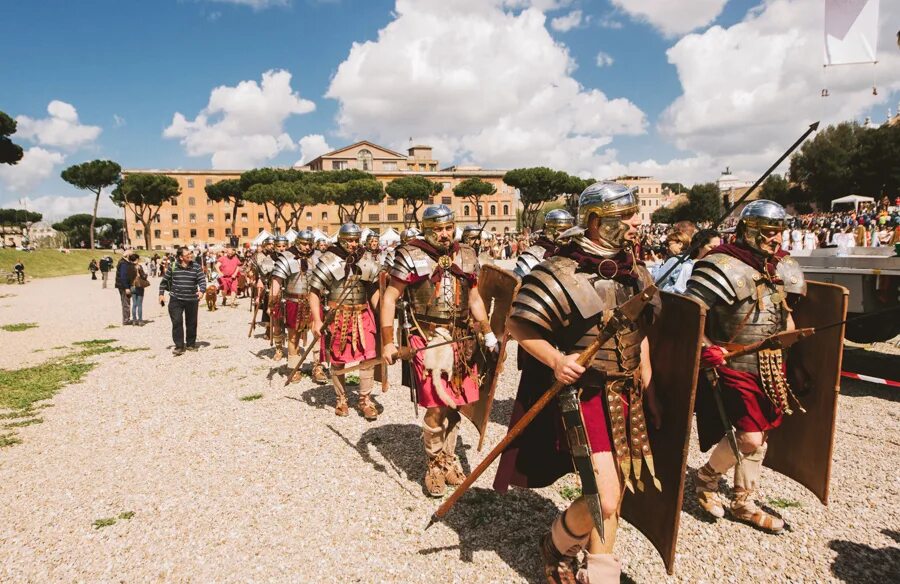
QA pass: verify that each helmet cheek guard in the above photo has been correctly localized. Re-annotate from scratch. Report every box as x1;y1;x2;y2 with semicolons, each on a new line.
577;182;639;251
422;204;456;253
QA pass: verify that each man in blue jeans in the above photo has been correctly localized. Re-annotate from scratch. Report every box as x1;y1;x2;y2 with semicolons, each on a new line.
158;247;207;356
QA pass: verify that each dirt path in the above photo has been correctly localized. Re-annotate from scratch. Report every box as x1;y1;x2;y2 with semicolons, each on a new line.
0;273;897;582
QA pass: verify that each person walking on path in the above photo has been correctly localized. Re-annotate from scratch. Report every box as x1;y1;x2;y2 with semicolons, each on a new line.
115;254;137;325
13;261;25;284
131;257;149;325
99;256;112;288
159;247;207;356
89;258;99;280
216;246;242;307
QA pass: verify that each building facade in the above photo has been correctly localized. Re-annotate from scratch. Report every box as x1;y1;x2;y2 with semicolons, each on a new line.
124;141;518;250
612;175;664;223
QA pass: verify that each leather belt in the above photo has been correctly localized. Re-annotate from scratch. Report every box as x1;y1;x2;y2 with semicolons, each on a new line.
328;301;367;309
285;293;308;301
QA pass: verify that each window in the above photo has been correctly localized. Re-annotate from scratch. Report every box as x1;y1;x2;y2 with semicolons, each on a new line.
172;229;180;238
387;197;398;206
442;196;452;205
478;204;483;215
305;212;312;220
206;179;213;186
258;213;264;221
383;161;397;171
136;229;143;238
242;228;249;236
357;149;373;171
429;164;437;171
188;197;196;206
225;228;232;236
208;229;215;237
332;160;347;170
172;213;179;224
189;213;197;224
464;205;470;216
489;204;496;216
368;213;380;222
387;213;399;221
224;213;231;221
153;229;161;239
154;214;161;223
321;211;328;220
171;197;178;206
258;227;264;233
241;212;248;223
503;204;509;216
190;229;197;238
207;213;214;222
187;179;194;188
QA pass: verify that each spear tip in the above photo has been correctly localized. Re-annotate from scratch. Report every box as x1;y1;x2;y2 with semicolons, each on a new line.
809;121;820;131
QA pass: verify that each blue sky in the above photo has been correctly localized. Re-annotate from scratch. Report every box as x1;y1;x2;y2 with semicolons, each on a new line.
1;0;897;219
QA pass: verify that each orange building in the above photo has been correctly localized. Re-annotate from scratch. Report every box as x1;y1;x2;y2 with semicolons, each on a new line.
124;141;518;249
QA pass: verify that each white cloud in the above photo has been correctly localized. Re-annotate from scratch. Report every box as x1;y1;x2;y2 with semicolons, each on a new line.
15;100;102;150
550;9;583;32
326;0;645;176
207;0;289;9
597;14;624;29
659;0;900;169
113;114;126;128
163;69;316;169
610;0;727;37
5;192;120;222
595;51;614;67
0;147;66;193
295;134;332;166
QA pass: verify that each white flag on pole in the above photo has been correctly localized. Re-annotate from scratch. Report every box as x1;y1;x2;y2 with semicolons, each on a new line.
824;0;880;66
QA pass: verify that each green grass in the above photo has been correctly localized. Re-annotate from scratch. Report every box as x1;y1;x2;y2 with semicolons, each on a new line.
118;511;135;520
239;393;263;401
344;373;360;386
3;417;43;429
0;433;22;447
92;517;117;529
0;249;155;281
73;339;116;347
558;485;582;501
1;322;38;332
767;497;802;509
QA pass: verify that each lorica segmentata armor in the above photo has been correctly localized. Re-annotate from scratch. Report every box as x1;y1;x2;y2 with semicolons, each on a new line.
390;244;478;324
308;250;380;305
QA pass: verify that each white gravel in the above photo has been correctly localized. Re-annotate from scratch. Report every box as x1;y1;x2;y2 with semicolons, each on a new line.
0;273;897;582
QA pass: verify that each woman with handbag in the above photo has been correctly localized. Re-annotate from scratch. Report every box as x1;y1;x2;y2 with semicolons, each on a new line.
131;257;150;325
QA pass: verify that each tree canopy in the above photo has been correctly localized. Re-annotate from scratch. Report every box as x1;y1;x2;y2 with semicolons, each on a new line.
651;183;722;224
385;175;442;227
113;173;180;250
503;167;585;231
60;160;122;251
0;208;42;225
453;177;496;225
0;111;24;166
51;214;123;248
205;178;245;235
334;178;385;223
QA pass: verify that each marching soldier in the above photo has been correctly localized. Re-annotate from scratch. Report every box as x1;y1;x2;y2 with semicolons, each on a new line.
494;182;662;582
513;208;574;279
254;236;276;335
271;230;321;383
381;205;499;497
685;200;806;534
269;235;290;361
460;224;481;248
308;223;383;420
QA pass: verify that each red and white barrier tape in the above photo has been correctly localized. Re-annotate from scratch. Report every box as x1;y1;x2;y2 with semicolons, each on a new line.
841;371;900;388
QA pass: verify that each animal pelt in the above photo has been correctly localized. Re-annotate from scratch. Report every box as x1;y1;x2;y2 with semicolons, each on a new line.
423;327;457;409
205;284;219;311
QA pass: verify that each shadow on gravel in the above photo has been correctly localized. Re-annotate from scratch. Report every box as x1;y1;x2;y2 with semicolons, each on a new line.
489;397;514;426
301;384;338;410
829;529;900;582
839;378;900;403
418;486;559;583
326;423;421;497
681;466;721;524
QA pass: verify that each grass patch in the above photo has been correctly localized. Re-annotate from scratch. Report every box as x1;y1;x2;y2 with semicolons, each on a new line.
239;393;263;402
558;485;582;501
0;433;22;447
73;339;116;347
119;346;150;353
0;249;156;281
767;497;802;509
344;373;360;385
92;517;117;529
3;417;43;429
118;511;135;520
213;345;228;349
105;324;118;329
1;322;38;332
0;293;14;299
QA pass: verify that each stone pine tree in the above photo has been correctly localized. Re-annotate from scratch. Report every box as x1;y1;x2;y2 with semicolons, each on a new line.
61;160;122;250
503;167;569;231
0;111;24;166
385;175;443;228
452;177;496;225
205;178;245;237
113;174;180;250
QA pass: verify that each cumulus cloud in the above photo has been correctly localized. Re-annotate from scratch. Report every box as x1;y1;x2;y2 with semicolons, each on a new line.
207;0;289;9
659;0;900;177
4;192;120;221
610;0;727;37
550;9;583;32
295;134;332;166
0;147;66;193
163;69;316;169
15;100;102;150
596;51;614;67
326;0;645;175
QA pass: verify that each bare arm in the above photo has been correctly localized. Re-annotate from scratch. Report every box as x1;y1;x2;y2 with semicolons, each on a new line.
468;285;489;324
308;291;323;337
381;281;405;364
507;316;585;385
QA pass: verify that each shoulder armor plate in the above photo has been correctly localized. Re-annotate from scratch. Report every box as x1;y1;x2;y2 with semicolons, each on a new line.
776;256;806;296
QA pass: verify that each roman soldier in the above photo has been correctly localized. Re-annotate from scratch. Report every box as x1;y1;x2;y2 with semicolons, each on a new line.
685;200;806;534
513;208;575;279
268;235;290;361
253;236;276;336
494;182;662;583
271;229;322;383
399;227;419;243
308;223;383;420
460;224;481;250
381;204;499;497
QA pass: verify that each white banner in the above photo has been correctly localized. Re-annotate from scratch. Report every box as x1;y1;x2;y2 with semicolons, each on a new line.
824;0;880;66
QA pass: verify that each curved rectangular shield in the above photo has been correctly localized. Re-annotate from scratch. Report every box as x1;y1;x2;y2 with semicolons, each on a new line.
460;263;520;450
764;280;849;504
375;271;388;391
620;292;705;575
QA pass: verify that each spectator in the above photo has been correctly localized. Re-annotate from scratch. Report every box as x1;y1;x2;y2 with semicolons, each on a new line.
131;256;149;325
115;254;137;325
159;247;207;356
99;256;112;288
653;229;692;293
89;258;99;280
13;260;25;284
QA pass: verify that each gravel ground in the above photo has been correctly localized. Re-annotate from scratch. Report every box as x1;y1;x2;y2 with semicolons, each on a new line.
0;272;898;583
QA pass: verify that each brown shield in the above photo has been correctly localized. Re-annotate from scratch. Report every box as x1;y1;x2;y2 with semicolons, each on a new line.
374;271;389;390
764;280;848;504
459;264;520;450
620;291;705;575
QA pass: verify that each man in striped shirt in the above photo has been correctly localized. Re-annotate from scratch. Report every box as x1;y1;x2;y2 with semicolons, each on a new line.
159;247;207;356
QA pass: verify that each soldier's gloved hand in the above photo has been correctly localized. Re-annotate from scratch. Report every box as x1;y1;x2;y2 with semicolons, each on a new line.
383;342;399;365
483;331;499;353
700;345;727;369
553;352;585;385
